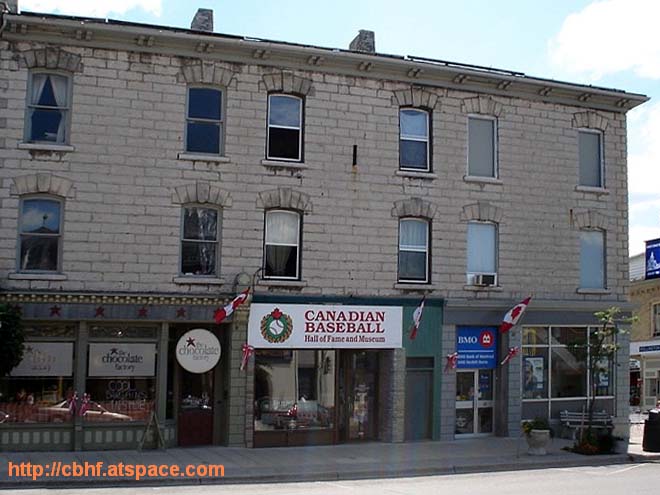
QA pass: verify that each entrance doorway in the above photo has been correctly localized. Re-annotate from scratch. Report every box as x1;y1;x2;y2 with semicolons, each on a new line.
338;351;379;441
455;369;494;436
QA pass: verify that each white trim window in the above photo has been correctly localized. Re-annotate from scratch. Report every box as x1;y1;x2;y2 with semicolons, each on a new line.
398;218;429;283
26;72;71;144
466;221;497;284
653;303;660;337
18;196;63;272
467;115;497;178
180;206;219;276
399;108;430;171
267;94;303;161
578;129;603;187
186;87;224;154
580;229;605;289
264;210;301;279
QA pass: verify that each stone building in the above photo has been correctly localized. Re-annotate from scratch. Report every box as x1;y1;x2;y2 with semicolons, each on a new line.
0;4;648;450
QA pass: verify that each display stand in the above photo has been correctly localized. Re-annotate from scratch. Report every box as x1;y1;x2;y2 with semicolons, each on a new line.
138;410;166;450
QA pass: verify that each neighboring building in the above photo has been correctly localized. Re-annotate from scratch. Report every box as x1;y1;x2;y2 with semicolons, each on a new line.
0;5;648;451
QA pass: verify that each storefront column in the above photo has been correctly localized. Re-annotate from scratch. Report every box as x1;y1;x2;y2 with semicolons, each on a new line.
614;329;631;437
504;329;522;437
73;321;88;451
156;322;169;421
228;304;250;447
439;324;456;440
379;348;406;443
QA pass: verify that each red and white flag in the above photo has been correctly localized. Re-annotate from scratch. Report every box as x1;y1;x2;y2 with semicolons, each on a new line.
499;296;532;333
500;346;520;366
409;296;425;340
214;288;250;324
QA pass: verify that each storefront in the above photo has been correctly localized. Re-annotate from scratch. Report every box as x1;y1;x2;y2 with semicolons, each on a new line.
630;341;660;411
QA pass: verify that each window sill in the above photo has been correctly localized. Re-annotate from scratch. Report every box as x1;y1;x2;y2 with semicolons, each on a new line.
261;159;307;170
173;276;226;285
576;288;611;295
8;272;68;281
394;282;434;290
18;142;75;153
396;170;437;180
575;185;609;195
177;152;231;163
463;175;502;185
463;284;503;292
258;279;307;289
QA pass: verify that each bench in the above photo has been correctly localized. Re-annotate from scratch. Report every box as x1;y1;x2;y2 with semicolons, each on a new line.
559;410;614;439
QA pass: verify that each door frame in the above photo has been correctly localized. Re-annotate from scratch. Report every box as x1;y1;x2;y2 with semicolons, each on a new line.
455;368;495;437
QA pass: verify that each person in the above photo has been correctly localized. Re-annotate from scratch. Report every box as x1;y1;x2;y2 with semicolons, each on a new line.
524;360;538;396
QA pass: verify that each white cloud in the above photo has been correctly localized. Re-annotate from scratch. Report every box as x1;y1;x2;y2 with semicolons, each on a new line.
21;0;161;17
630;226;660;256
548;0;660;80
628;101;660;195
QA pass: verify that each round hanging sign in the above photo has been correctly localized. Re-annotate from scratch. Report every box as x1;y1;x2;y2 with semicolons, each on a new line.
176;328;221;373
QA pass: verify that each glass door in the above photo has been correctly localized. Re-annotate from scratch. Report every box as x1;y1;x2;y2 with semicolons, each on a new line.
339;351;379;441
455;369;494;435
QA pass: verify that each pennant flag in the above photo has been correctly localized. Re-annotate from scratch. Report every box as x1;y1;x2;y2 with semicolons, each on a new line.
408;296;426;340
444;352;459;372
499;296;532;333
240;343;255;371
214;288;250;324
500;346;520;366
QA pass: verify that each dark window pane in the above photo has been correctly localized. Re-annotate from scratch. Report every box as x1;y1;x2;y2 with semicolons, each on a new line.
36;76;59;107
400;139;428;169
31;109;63;142
468;118;495;177
186;122;220;154
183;208;217;241
188;88;222;120
579;131;601;187
181;241;217;275
268;127;300;160
20;235;58;271
265;245;297;278
269;95;301;127
398;251;427;281
551;348;587;398
21;199;61;234
551;327;587;346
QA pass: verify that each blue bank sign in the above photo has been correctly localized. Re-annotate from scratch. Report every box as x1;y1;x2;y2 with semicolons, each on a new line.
646;238;660;280
456;326;498;369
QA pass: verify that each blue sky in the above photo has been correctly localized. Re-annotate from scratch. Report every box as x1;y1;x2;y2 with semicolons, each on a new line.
21;0;660;255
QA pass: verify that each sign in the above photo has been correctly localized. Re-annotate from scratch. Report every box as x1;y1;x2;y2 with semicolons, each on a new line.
176;329;221;373
88;343;156;377
456;326;497;369
646;238;660;279
10;342;73;377
247;303;403;349
640;344;660;353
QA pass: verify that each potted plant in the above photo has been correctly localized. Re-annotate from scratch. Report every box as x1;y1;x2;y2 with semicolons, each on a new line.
522;417;552;455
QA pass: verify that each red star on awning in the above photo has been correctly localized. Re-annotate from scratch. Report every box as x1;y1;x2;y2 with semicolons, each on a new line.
50;305;61;317
176;307;187;318
138;307;148;318
95;306;105;317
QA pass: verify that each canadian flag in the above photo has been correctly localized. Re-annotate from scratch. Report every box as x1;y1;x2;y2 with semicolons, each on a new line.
214;288;250;324
499;296;532;333
409;296;426;340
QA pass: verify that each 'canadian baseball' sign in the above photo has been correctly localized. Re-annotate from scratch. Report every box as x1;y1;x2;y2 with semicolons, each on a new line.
247;303;403;349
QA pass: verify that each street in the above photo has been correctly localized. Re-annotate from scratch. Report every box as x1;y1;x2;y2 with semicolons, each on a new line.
6;463;660;495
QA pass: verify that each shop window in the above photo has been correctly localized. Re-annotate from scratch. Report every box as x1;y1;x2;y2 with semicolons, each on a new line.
466;221;497;285
264;210;301;279
18;196;63;272
25;72;71;144
267;94;303;161
186;87;224;154
522;348;548;400
254;350;335;432
653;303;660;337
580;229;605;289
399;108;430;171
180;206;219;276
551;348;587;398
398;218;429;283
468;116;497;178
578;129;603;187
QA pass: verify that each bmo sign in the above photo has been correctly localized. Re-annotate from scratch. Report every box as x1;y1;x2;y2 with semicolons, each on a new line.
456;327;497;369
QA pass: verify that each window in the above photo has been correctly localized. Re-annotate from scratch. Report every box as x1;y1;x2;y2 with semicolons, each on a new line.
180;207;219;276
578;130;603;187
267;94;303;161
399;108;430;171
468;116;496;177
398;218;429;282
466;222;497;283
653;303;660;337
18;197;63;272
264;210;301;279
580;230;605;289
26;72;70;144
186;87;223;154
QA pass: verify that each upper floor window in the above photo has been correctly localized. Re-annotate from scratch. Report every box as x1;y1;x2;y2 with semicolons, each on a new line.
398;218;429;283
653;303;660;337
467;221;497;285
399;108;430;171
264;210;301;279
267;94;303;162
19;197;63;272
578;130;603;187
26;72;71;144
580;229;605;289
468;116;497;178
180;207;219;276
186;87;224;154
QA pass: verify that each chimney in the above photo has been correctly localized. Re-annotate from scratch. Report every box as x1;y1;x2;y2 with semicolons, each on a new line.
349;30;375;54
190;8;213;32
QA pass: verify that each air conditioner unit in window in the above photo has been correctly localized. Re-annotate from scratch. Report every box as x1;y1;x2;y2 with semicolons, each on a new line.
472;273;497;286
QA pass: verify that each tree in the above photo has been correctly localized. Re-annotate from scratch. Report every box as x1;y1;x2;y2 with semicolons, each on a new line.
0;304;24;377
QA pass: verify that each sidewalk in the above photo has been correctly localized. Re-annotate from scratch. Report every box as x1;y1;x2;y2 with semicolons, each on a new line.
1;433;656;490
